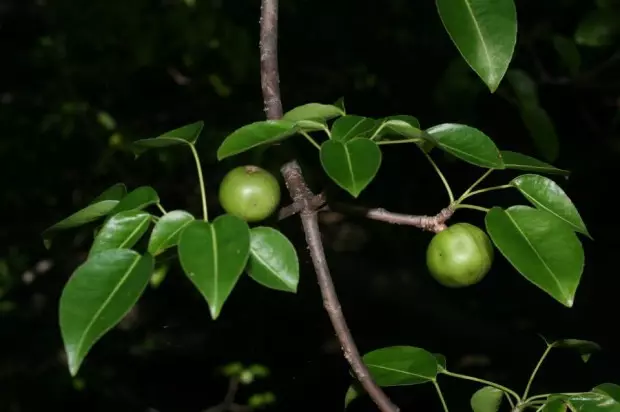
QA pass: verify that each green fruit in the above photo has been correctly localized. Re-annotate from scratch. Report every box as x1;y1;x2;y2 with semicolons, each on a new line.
218;165;281;222
426;223;494;288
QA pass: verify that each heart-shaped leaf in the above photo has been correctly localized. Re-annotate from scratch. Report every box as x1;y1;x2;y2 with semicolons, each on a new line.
247;227;299;293
320;138;382;197
331;115;377;141
501;151;570;176
91;183;127;204
217;120;298;160
178;216;251;319
436;0;517;92
59;249;153;376
519;105;559;163
148;210;195;256
109;186;160;215
426;124;504;168
132;121;204;155
471;386;504;412
485;206;585;307
553;339;601;362
89;210;151;257
595;384;620;402
511;174;590;238
506;69;540;107
282;103;345;122
362;346;438;386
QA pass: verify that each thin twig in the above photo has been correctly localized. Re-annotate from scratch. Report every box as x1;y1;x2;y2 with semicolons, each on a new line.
203;377;252;412
259;1;400;411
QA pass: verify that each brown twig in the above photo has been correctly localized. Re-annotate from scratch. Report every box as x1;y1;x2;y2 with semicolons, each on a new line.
259;1;400;411
204;377;252;412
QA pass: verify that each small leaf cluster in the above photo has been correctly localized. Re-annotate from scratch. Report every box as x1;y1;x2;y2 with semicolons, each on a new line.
347;339;619;412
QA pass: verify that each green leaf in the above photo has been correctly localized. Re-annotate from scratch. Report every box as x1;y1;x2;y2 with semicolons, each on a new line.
553;339;601;362
434;353;447;372
426;124;504;168
511;174;590;237
89;210;151;257
320;138;382;197
552;35;581;77
109;186;160;215
247;227;299;293
506;69;539;107
282;103;345;122
374;115;423;140
334;97;346;114
471;386;504;412
362;346;438;386
44;201;119;235
565;392;620;412
178;216;251;319
295;119;329;133
91;183;127;204
485;206;585;307
148;210;195;256
344;384;362;409
59;249;153;376
594;383;620;402
132;121;204;154
540;397;568;412
500;151;570;176
436;0;517;92
217;120;298;160
575;9;620;47
331;115;377;141
519;105;559;163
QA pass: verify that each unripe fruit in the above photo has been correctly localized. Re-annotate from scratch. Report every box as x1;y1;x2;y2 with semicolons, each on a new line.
426;223;494;288
218;165;281;222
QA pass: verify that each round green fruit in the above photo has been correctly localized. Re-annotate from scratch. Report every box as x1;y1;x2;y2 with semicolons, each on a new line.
218;165;281;222
426;223;494;288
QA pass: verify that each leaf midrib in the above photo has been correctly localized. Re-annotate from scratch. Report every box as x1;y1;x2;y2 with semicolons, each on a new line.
367;363;433;380
462;0;493;73
210;224;219;316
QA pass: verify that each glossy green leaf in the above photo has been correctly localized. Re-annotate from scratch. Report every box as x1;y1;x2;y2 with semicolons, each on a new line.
436;0;517;92
282;103;345;122
434;353;447;372
247;227;299;293
541;397;568;412
132;121;204;154
217;120;298;160
148;210;195;256
553;339;601;362
331;115;377;141
565;392;620;412
471;386;504;412
575;9;620;47
552;35;581;77
295;119;329;133
519;105;559;163
178;216;251;319
59;249;153;376
374;115;423;140
511;174;590;237
89;210;151;257
109;186;160;215
91;183;127;204
320;138;382;198
500;151;570;176
426;124;504;168
506;69;539;107
44;200;119;235
594;384;620;402
485;206;585;307
362;346;438;386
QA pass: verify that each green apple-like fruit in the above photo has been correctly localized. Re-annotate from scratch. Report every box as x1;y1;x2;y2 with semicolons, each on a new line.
218;165;281;222
426;223;494;288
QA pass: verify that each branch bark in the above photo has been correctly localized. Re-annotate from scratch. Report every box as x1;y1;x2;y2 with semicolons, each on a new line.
259;1;400;411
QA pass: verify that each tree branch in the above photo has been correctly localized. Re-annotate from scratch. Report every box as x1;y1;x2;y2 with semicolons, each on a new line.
259;1;400;411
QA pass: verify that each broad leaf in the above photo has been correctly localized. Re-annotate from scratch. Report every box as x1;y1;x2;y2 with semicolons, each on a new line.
331;115;377;141
295;119;329;133
594;384;620;402
540;397;568;412
247;227;299;293
148;210;195;256
565;392;620;412
553;339;601;362
178;216;251;319
471;386;503;412
519;105;559;163
44;200;119;235
506;69;539;107
511;174;590;237
373;115;423;140
500;151;569;176
132;121;204;154
436;0;517;92
59;249;153;376
362;346;438;386
282;103;345;122
320;138;382;197
426;124;504;168
109;186;160;215
89;210;151;257
91;183;127;204
485;206;585;307
217;120;298;160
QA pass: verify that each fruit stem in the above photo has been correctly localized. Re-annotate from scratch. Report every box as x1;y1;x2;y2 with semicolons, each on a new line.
420;149;454;204
189;143;209;221
156;203;167;215
456;169;494;203
452;204;490;213
522;343;554;399
377;138;423;146
432;380;450;412
442;370;521;403
299;130;321;150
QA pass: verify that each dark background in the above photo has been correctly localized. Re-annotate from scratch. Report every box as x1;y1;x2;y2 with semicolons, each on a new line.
1;0;619;411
